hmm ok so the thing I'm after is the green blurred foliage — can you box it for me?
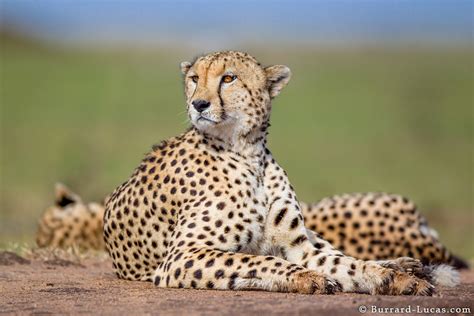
[1,35,473,257]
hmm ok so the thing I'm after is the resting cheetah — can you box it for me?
[101,51,460,295]
[300,193,469,269]
[36,183,105,250]
[37,186,468,270]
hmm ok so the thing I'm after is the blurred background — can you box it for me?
[0,0,472,258]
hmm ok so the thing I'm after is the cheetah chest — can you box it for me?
[213,154,268,254]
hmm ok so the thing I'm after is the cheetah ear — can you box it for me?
[180,61,192,75]
[264,65,291,98]
[54,182,81,208]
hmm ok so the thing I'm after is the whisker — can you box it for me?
[177,110,188,117]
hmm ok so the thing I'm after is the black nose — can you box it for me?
[192,99,211,113]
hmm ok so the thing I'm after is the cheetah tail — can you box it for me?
[423,264,460,287]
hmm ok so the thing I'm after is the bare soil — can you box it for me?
[0,251,472,315]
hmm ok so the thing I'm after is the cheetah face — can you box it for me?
[181,51,291,141]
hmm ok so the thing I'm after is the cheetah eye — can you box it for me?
[222,75,236,84]
[190,75,199,83]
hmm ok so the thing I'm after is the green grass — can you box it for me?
[1,36,473,258]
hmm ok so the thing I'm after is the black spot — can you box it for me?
[274,208,287,226]
[290,217,299,229]
[291,235,307,246]
[317,256,326,266]
[314,242,325,249]
[205,259,215,268]
[247,269,257,278]
[193,269,202,279]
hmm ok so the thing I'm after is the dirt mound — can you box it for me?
[0,251,31,265]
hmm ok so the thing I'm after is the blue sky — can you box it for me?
[1,0,472,47]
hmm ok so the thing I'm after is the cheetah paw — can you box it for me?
[380,257,424,275]
[291,271,341,295]
[376,270,435,296]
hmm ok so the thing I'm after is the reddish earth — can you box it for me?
[0,251,473,315]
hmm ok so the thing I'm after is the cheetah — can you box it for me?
[36,183,105,250]
[300,193,469,269]
[37,186,468,270]
[101,51,461,295]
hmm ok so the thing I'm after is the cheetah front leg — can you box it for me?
[301,227,425,275]
[266,200,434,295]
[263,165,434,295]
[305,229,433,293]
[152,246,338,294]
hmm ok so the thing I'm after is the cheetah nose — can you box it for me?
[192,99,211,113]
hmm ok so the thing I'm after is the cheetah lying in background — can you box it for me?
[37,184,468,270]
[38,51,464,295]
[36,183,105,250]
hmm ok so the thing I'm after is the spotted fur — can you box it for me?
[36,183,104,250]
[300,193,469,269]
[97,51,462,295]
[37,52,462,294]
[37,189,467,272]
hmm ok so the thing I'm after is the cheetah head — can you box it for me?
[181,51,291,142]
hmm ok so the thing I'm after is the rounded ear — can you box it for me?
[264,65,291,98]
[54,182,81,207]
[180,61,192,75]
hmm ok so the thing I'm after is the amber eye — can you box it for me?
[222,75,236,83]
[190,75,199,83]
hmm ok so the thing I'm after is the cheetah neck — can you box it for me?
[192,125,268,159]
